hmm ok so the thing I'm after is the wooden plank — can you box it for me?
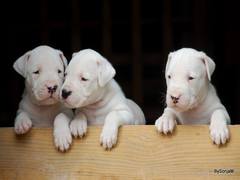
[0,125,239,179]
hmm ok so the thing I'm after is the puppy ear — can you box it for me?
[13,51,31,78]
[57,50,68,71]
[200,52,216,81]
[97,57,116,87]
[165,52,174,79]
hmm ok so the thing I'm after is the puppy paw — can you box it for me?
[15,117,32,135]
[70,119,87,138]
[100,125,118,150]
[210,123,230,145]
[54,126,72,152]
[155,115,176,134]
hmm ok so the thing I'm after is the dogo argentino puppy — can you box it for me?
[61,49,145,149]
[155,48,230,145]
[13,45,73,151]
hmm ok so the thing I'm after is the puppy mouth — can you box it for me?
[44,93,58,100]
[48,95,57,101]
[62,96,88,109]
[167,99,190,112]
[170,99,199,112]
[63,100,76,108]
[170,105,186,112]
[34,92,59,103]
[45,94,59,101]
[60,96,78,108]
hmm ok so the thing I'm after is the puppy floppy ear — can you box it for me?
[57,50,68,71]
[165,52,174,79]
[200,52,216,81]
[97,56,116,87]
[13,51,31,78]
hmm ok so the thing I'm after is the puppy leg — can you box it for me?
[210,109,230,145]
[155,107,177,134]
[53,113,72,152]
[100,110,134,149]
[14,111,32,134]
[70,111,87,138]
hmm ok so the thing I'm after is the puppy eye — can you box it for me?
[188,76,195,80]
[33,70,40,74]
[58,69,62,74]
[81,77,88,81]
[168,75,171,79]
[64,73,67,77]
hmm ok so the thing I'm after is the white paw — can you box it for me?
[54,127,72,152]
[15,118,32,135]
[100,125,118,150]
[70,119,87,138]
[155,115,176,134]
[210,123,230,145]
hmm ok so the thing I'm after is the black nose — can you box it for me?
[47,85,58,94]
[62,89,72,99]
[171,95,180,104]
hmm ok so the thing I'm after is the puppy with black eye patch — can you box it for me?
[13,45,73,151]
[61,49,145,150]
[155,48,230,145]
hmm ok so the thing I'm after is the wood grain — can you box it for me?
[0,125,239,179]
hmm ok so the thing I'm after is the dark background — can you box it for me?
[3,0,240,126]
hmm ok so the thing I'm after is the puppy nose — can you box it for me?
[171,95,180,104]
[62,89,72,99]
[47,85,58,94]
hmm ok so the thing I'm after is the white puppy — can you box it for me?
[13,45,73,151]
[155,48,230,145]
[61,49,145,149]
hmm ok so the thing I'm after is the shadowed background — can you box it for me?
[3,0,240,126]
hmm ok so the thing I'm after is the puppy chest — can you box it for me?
[177,111,211,124]
[83,108,109,125]
[28,107,62,126]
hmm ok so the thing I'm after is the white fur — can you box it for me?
[13,45,73,151]
[155,48,230,145]
[61,49,145,149]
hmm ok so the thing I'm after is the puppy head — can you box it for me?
[61,49,115,108]
[165,48,215,112]
[13,45,67,105]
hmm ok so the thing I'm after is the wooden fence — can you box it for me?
[0,125,239,179]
